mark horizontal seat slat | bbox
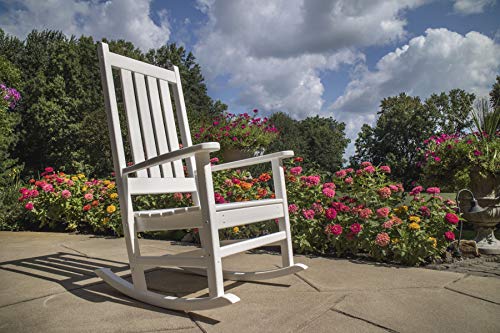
[216,198,283,212]
[219,232,287,258]
[216,204,284,229]
[128,177,197,195]
[135,208,202,232]
[109,52,177,83]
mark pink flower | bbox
[45,167,54,173]
[360,161,372,167]
[301,175,320,186]
[84,193,93,201]
[419,206,431,217]
[363,165,376,174]
[382,220,393,229]
[445,213,459,224]
[325,224,343,236]
[214,192,226,204]
[41,183,54,192]
[426,187,441,195]
[344,177,353,184]
[376,207,390,218]
[331,201,350,212]
[375,232,390,247]
[335,170,347,178]
[290,166,303,175]
[25,202,34,210]
[388,184,399,192]
[322,187,336,198]
[345,168,354,173]
[61,190,71,199]
[359,208,373,219]
[377,187,392,199]
[434,157,441,162]
[302,209,315,220]
[288,204,299,214]
[312,203,324,214]
[473,150,482,156]
[173,192,183,202]
[444,231,455,241]
[325,208,337,220]
[322,182,336,189]
[210,157,219,164]
[379,165,391,173]
[410,186,423,196]
[350,223,362,235]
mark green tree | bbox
[351,90,475,185]
[490,75,500,114]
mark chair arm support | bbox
[211,151,294,172]
[122,142,220,175]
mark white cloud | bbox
[0,0,170,50]
[452,0,496,14]
[194,0,425,118]
[331,28,500,156]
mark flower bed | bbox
[18,159,459,266]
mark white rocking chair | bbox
[96,42,307,312]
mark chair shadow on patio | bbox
[0,250,294,322]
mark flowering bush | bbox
[419,132,500,191]
[193,110,278,155]
[19,168,123,235]
[284,160,460,266]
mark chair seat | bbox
[134,198,283,218]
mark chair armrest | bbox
[211,151,294,172]
[122,142,220,175]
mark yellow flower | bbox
[428,237,437,248]
[103,180,111,185]
[233,227,239,233]
[391,238,399,244]
[110,193,118,199]
[409,222,420,230]
[409,216,421,223]
[106,205,117,214]
[71,176,78,181]
[77,173,85,179]
[82,186,88,192]
[107,183,115,189]
[402,206,408,212]
[103,217,109,224]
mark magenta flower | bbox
[290,166,303,175]
[45,167,54,173]
[359,208,373,219]
[322,182,336,189]
[288,204,299,214]
[350,223,362,235]
[426,187,441,195]
[61,190,71,199]
[325,208,337,220]
[322,187,335,198]
[335,170,347,178]
[419,206,431,217]
[363,165,376,174]
[302,209,315,220]
[25,202,34,210]
[444,231,455,241]
[410,186,423,196]
[325,224,343,236]
[473,150,482,156]
[445,213,459,225]
[344,177,353,184]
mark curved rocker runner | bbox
[96,42,307,312]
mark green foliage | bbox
[0,28,226,178]
[351,91,475,185]
[268,112,349,173]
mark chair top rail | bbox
[211,151,294,172]
[108,52,177,83]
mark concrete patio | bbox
[0,231,498,333]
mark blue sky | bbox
[1,0,499,156]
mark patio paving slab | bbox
[295,255,464,291]
[334,288,500,333]
[446,275,500,304]
[295,309,388,333]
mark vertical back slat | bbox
[159,79,185,178]
[134,73,161,178]
[147,76,174,177]
[120,69,148,178]
[172,66,196,180]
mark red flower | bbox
[258,173,271,182]
[83,204,91,212]
[25,202,34,211]
[350,223,362,235]
[325,224,343,236]
[445,213,459,224]
[325,208,337,220]
[444,231,455,241]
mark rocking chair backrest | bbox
[98,42,197,196]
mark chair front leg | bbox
[195,152,225,298]
[272,159,295,267]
